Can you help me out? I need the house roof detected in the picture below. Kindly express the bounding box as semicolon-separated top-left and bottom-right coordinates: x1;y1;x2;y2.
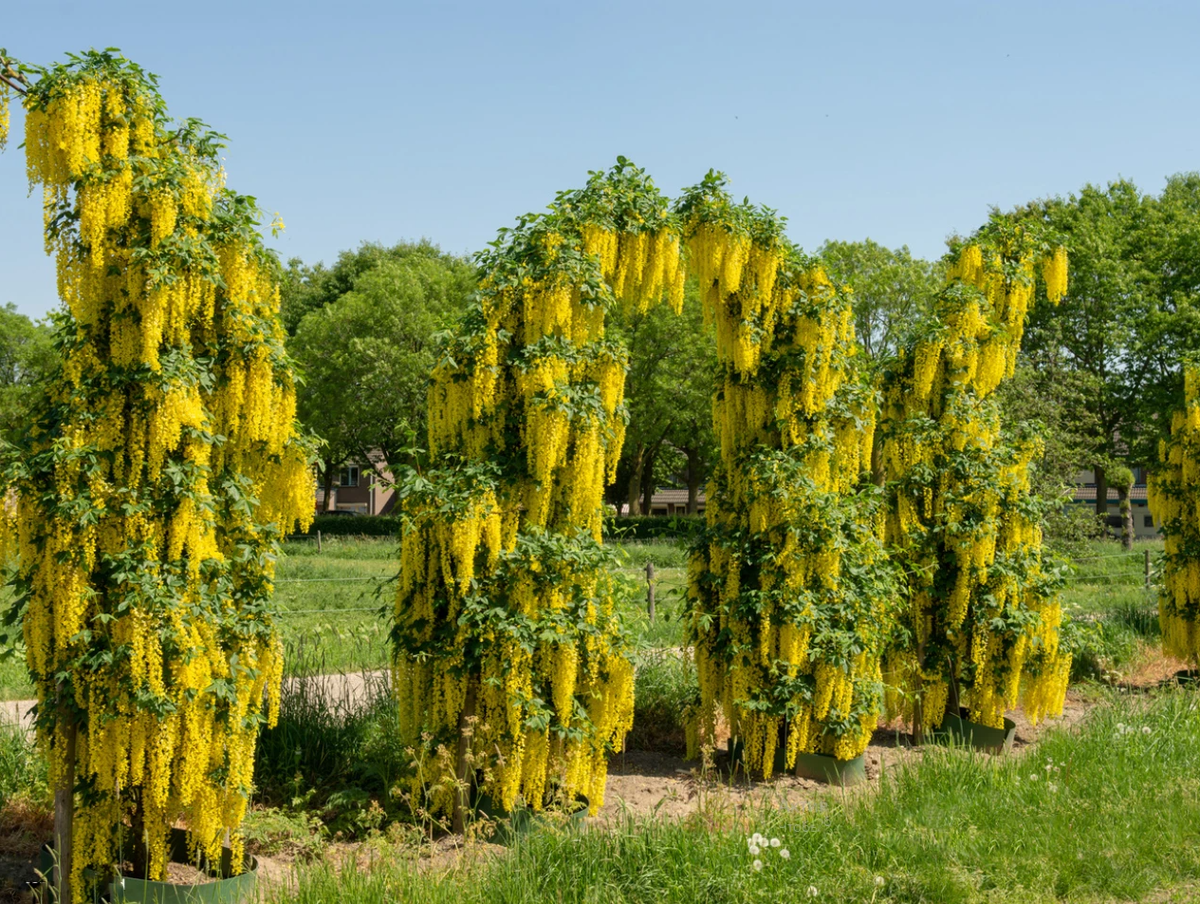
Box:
1073;486;1148;503
650;489;706;505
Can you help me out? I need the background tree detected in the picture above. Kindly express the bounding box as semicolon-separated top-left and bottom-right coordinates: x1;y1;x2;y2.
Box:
1020;180;1157;512
607;280;715;515
0;303;53;444
288;245;474;508
818;239;942;363
279;239;458;334
996;354;1106;554
1110;465;1135;550
1125;173;1200;466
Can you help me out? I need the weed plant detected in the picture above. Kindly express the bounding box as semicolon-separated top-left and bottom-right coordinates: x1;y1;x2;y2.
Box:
626;650;699;754
270;689;1200;903
253;640;409;840
0;726;46;808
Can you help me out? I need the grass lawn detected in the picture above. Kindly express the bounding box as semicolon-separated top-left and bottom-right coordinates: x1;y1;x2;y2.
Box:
268;688;1200;904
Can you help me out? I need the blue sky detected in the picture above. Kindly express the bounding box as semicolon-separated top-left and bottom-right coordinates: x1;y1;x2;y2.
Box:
3;1;1198;319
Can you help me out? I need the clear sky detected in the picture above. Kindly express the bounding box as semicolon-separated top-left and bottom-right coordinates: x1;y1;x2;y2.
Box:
3;1;1198;320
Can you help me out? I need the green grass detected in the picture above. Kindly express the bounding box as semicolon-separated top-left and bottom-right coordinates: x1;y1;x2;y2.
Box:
1060;537;1161;618
274;536;397;675
269;689;1200;904
626;649;698;754
1059;538;1165;681
0;580;32;701
0;724;46;808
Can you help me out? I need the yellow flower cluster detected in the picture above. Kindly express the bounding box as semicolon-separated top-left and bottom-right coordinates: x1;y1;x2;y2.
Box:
883;239;1070;732
686;210;889;773
1148;365;1200;664
6;68;311;890
0;83;10;151
581;225;685;314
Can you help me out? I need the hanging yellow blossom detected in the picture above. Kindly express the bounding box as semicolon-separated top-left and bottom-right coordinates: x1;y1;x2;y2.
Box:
1148;363;1200;665
882;225;1070;734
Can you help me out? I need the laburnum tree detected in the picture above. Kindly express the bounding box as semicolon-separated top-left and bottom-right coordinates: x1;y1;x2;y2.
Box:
880;218;1072;737
0;50;312;900
393;161;682;827
1148;363;1200;667
681;175;895;774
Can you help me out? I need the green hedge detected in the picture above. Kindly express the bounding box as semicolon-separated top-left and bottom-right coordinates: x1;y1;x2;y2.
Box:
293;513;702;542
294;514;402;538
603;515;703;541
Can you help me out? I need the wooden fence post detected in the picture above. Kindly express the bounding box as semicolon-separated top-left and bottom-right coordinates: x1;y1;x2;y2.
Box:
645;561;655;623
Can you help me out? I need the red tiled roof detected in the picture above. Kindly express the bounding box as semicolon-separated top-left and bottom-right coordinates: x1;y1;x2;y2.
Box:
1072;486;1148;503
650;489;705;505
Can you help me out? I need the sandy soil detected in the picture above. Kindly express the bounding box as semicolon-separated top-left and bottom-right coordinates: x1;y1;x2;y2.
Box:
597;691;1095;825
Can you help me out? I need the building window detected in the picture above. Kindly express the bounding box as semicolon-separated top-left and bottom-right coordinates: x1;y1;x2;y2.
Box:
339;465;359;488
1144;515;1153;528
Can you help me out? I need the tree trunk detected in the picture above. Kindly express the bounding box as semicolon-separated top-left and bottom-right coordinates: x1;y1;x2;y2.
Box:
321;459;337;514
130;794;149;879
642;452;656;518
1094;464;1108;520
451;683;477;835
54;691;76;904
685;448;701;515
870;430;885;487
626;462;643;516
1119;486;1133;550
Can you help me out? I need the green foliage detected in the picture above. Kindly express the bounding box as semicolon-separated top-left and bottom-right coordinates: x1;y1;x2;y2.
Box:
603;515;703;541
1110;467;1135;492
253;644;409;840
0;304;53;446
606;279;716;514
241;806;327;860
280;240;468;334
996;361;1107;555
289;243;476;487
817;238;942;363
0;725;47;808
1020;175;1200;479
295;514;704;543
296;514;402;538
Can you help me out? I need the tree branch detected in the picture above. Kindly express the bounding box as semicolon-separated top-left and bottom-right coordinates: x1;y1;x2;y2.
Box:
0;58;29;95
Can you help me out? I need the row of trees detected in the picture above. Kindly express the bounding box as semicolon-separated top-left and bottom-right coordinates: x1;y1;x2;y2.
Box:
9;179;1200;527
272;175;1200;528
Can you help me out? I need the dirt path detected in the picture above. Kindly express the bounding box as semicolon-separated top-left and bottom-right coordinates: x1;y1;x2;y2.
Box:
0;670;392;734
